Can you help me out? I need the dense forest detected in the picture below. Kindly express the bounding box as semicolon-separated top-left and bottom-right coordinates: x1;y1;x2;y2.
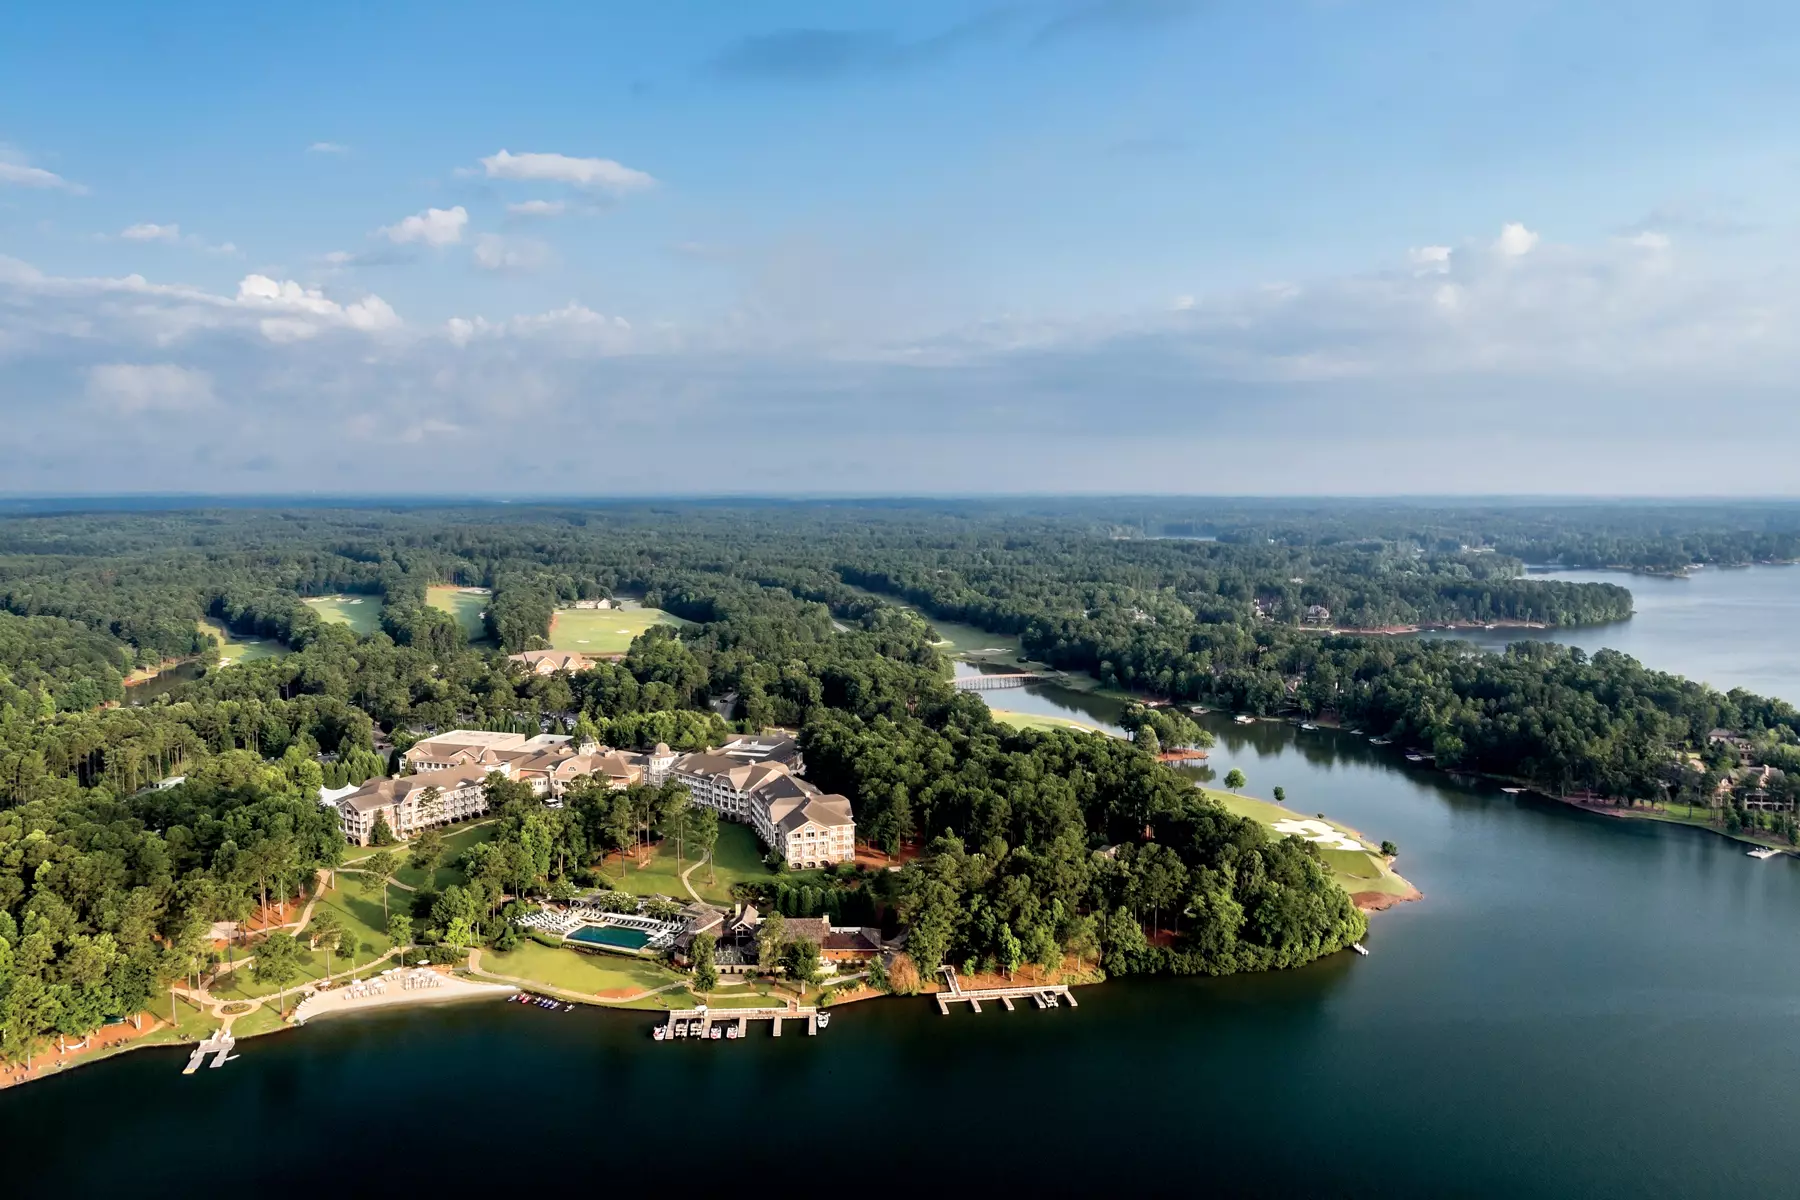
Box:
1;499;1796;1062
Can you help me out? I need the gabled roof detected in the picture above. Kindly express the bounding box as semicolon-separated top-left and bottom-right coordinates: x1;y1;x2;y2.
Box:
337;763;490;813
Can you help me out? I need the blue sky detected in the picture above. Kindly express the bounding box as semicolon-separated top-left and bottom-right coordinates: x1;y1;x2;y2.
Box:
3;1;1798;494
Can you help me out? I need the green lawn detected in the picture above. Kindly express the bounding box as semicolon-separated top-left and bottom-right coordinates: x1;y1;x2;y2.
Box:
198;618;289;668
212;874;409;1004
304;594;384;635
990;708;1115;736
1210;790;1414;899
389;821;497;891
604;821;776;905
477;941;685;997
426;585;491;642
548;602;690;654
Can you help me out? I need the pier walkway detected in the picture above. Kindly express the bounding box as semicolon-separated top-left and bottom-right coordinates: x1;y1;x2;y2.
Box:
182;1033;235;1074
932;967;1078;1015
662;1004;820;1039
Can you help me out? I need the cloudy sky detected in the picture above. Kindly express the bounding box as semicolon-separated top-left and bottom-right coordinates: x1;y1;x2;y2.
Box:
3;0;1798;495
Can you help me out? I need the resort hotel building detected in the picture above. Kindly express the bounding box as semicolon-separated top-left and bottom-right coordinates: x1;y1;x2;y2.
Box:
333;727;853;862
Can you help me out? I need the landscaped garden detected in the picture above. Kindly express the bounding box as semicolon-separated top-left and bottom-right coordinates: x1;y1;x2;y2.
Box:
603;821;775;905
477;940;687;1000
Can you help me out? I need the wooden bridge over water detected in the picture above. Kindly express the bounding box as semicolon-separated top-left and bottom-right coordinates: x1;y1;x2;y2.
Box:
953;672;1053;691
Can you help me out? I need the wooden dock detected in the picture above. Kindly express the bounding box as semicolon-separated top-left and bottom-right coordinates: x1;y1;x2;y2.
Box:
662;1004;820;1040
182;1033;235;1074
933;982;1079;1015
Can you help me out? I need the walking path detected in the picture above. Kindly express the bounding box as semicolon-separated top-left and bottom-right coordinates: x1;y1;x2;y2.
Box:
679;855;718;907
180;947;408;1031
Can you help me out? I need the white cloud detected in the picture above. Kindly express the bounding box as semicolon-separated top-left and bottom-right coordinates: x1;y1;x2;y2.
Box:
1625;231;1671;251
308;142;349;154
479;149;655;193
1494;222;1540;257
236;274;400;341
506;199;567;218
445;302;634;352
0;154;86;194
1409;245;1452;273
378;205;468;246
1171;295;1196;311
121;222;182;242
86;363;213;413
472;233;552;273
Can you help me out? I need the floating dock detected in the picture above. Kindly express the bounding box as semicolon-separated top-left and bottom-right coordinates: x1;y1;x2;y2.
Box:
660;1004;821;1040
182;1033;235;1074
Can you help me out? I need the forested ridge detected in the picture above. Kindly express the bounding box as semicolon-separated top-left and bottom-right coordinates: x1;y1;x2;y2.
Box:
1;499;1795;1061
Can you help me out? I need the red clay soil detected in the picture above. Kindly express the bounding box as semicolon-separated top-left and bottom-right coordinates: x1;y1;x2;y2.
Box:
0;1011;166;1090
923;957;1099;993
1157;749;1210;763
240;899;302;934
1353;887;1423;912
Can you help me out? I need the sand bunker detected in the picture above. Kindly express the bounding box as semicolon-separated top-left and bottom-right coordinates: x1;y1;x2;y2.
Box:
1271;818;1365;852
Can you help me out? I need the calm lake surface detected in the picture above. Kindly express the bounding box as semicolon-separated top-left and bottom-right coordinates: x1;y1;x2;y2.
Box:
1420;564;1800;705
13;568;1800;1196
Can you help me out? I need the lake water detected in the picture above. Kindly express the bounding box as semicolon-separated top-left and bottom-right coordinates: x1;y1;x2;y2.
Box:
1419;564;1800;705
14;567;1800;1195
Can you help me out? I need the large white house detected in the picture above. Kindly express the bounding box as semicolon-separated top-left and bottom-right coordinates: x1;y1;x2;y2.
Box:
670;746;854;868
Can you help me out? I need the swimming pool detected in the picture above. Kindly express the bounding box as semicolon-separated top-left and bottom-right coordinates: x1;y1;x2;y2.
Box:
566;924;652;951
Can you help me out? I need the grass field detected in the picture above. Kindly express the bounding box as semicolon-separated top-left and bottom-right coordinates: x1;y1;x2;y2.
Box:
387;821;498;891
304;594;384;636
990;708;1115;736
1210;790;1415;899
426;585;491;642
547;601;689;654
604;822;775;905
199;618;289;667
478;941;685;997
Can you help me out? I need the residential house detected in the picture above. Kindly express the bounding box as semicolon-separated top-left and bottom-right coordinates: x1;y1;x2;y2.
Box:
1708;729;1758;767
507;649;595;676
1302;604;1333;625
821;926;883;964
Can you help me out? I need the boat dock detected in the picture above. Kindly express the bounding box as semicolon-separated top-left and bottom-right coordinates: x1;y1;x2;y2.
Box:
933;965;1078;1015
660;1004;821;1040
182;1033;235;1074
